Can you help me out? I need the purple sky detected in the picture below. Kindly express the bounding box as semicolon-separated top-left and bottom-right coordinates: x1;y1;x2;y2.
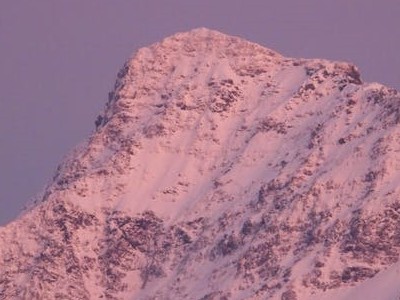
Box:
1;0;399;225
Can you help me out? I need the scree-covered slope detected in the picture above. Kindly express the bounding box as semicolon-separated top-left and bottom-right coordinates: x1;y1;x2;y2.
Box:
1;28;400;300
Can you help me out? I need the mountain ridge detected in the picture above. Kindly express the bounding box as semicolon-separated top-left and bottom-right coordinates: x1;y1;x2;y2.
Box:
1;28;400;300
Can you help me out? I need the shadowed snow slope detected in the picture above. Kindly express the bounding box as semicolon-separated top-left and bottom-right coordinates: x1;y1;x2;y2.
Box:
1;28;400;300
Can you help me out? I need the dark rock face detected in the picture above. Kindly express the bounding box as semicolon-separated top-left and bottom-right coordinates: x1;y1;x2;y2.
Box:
0;200;96;299
281;289;298;300
342;205;400;264
209;79;243;113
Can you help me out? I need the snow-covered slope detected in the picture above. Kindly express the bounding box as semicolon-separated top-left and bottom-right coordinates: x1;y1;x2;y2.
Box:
1;28;400;300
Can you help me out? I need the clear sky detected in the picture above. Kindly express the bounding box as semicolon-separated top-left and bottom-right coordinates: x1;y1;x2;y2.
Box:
1;0;399;225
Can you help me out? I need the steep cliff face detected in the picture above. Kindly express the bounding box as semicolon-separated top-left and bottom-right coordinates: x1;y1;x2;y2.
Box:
1;28;400;300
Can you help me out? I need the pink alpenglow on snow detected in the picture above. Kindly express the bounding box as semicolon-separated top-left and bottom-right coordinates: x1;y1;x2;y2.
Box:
1;28;400;299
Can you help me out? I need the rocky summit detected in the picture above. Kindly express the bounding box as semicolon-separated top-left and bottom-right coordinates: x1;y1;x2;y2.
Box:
1;28;400;300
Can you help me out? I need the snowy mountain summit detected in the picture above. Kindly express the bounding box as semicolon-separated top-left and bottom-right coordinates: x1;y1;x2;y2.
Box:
1;28;400;300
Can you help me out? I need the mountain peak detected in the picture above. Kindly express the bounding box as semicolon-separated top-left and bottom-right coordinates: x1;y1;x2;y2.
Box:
1;29;400;300
165;27;230;40
157;27;278;52
132;27;282;67
96;28;286;133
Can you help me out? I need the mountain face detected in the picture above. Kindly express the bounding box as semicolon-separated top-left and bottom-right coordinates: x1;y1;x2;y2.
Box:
1;28;400;300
